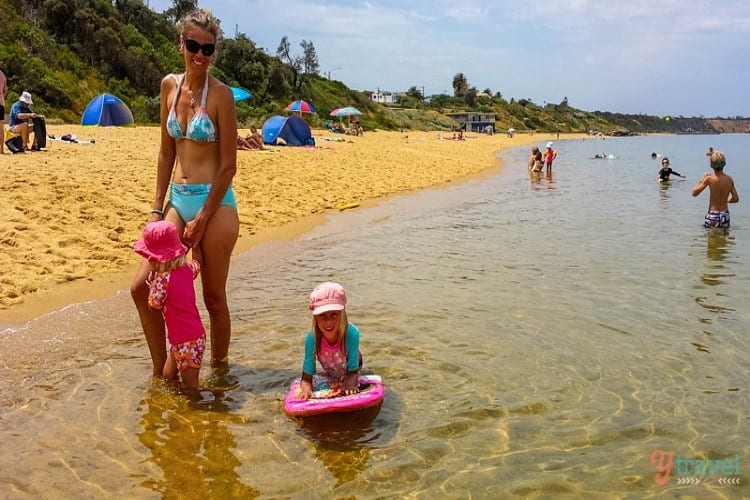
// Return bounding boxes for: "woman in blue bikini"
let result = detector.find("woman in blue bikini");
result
[131,8,239,375]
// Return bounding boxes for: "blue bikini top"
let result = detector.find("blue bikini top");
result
[166,73,217,142]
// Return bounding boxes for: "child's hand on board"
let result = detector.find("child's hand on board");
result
[342,372,360,395]
[298,380,313,400]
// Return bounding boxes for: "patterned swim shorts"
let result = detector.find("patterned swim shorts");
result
[704,210,730,229]
[170,336,206,372]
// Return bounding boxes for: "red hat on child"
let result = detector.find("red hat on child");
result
[309,282,347,315]
[134,221,188,263]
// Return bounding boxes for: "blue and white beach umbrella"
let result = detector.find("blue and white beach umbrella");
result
[231,87,252,102]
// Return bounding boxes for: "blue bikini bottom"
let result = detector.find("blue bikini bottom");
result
[169,183,237,222]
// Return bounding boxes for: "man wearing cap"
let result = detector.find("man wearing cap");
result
[9,91,44,150]
[0,59,7,154]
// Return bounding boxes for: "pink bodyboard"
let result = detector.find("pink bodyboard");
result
[284,375,384,417]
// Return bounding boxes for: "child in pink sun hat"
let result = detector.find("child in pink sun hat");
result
[134,220,205,393]
[297,282,363,400]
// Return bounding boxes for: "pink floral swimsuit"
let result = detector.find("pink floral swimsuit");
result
[148,260,206,372]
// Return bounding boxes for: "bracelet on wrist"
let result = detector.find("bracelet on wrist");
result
[151,209,165,216]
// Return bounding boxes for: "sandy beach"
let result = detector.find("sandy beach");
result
[0,124,573,322]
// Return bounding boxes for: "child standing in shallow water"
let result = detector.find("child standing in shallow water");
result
[528,147,543,172]
[544,142,557,173]
[692,151,740,228]
[134,221,205,392]
[298,282,363,400]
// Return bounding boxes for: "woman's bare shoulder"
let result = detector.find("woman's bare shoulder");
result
[208,76,232,96]
[160,73,181,89]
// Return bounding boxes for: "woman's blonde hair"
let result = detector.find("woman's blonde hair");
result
[153,254,186,273]
[311,310,349,359]
[178,8,222,41]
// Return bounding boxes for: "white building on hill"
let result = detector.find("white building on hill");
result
[364,90,395,105]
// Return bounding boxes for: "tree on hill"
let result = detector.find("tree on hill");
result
[452,72,468,97]
[276,35,304,92]
[214,34,271,97]
[464,86,478,107]
[161,0,198,24]
[300,39,319,76]
[405,86,423,102]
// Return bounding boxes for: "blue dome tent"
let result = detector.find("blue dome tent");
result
[81,93,134,126]
[261,115,313,146]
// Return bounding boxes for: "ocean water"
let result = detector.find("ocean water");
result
[1,134,749,498]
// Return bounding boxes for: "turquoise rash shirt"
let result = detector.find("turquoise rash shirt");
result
[302,323,361,379]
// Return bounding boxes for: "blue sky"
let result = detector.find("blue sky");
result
[148,0,750,118]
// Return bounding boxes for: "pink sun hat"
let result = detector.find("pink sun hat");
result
[134,220,188,263]
[309,282,347,315]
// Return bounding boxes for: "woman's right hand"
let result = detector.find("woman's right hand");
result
[183,216,208,251]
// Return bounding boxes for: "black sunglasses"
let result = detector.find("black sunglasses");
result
[183,37,215,56]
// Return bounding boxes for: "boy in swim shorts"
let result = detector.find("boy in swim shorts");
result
[692,151,739,229]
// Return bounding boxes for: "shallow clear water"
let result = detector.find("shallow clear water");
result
[1,134,749,498]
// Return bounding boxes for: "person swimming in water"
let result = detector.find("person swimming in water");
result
[656,158,685,183]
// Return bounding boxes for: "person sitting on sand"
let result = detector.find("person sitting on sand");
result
[237,125,264,150]
[351,121,364,137]
[248,125,263,144]
[9,91,44,150]
[692,151,739,229]
[656,157,685,183]
[327,121,344,134]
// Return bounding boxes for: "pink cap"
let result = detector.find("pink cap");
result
[134,221,187,263]
[309,282,347,315]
